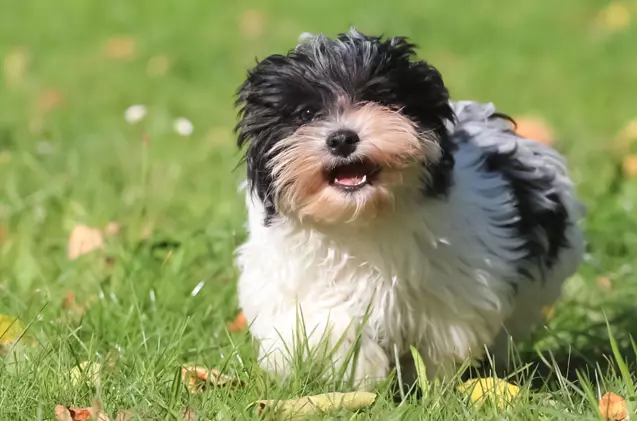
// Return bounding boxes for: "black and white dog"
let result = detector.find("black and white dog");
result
[233,28,585,390]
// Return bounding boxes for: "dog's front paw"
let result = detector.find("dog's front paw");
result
[331,336,389,391]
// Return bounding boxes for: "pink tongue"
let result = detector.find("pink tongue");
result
[335,175,365,186]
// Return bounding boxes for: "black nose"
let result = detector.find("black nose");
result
[326,129,360,157]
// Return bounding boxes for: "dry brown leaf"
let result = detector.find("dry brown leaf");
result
[227,312,247,332]
[147,55,170,77]
[597,276,613,290]
[254,392,377,418]
[62,291,97,319]
[103,37,137,60]
[3,47,29,86]
[622,155,637,178]
[37,88,65,112]
[104,222,121,236]
[599,392,630,421]
[181,365,244,393]
[182,407,197,421]
[62,291,76,310]
[514,116,555,145]
[239,10,266,38]
[68,225,104,260]
[114,410,133,421]
[54,405,110,421]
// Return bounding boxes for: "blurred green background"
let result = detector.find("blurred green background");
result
[2,0,637,418]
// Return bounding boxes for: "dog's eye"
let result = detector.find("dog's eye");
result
[298,107,316,123]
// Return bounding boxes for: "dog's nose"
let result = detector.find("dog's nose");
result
[326,129,360,157]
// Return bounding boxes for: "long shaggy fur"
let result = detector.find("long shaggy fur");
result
[233,28,585,391]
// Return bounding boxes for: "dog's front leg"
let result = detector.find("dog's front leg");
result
[254,307,389,391]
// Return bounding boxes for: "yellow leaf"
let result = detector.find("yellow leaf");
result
[616,119,637,150]
[0,314,36,359]
[598,3,631,31]
[70,361,101,388]
[253,392,377,419]
[3,47,29,87]
[68,225,104,260]
[599,392,630,421]
[0,314,26,345]
[541,305,556,319]
[623,155,637,178]
[458,377,521,408]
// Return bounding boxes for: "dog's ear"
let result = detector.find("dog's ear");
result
[234,63,259,150]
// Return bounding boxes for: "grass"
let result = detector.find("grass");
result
[1,0,637,419]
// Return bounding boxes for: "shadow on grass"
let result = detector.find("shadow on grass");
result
[464,308,637,391]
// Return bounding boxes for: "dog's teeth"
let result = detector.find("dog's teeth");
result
[360,175,367,185]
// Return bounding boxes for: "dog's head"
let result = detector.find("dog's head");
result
[235,28,454,224]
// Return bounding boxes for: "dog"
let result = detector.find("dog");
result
[233,28,585,391]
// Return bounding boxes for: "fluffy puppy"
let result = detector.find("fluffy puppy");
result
[233,28,585,390]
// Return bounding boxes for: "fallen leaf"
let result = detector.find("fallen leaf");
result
[182,407,197,421]
[597,2,631,31]
[37,88,65,112]
[104,222,121,236]
[239,10,266,38]
[68,225,104,260]
[147,55,170,77]
[254,392,377,418]
[62,291,96,319]
[103,36,137,60]
[599,392,630,421]
[541,305,555,319]
[0,314,35,358]
[227,312,247,332]
[0,314,26,345]
[514,116,555,145]
[597,276,613,290]
[62,291,77,310]
[114,410,134,421]
[70,361,101,388]
[616,119,637,150]
[181,365,244,393]
[458,378,521,408]
[54,405,110,421]
[622,155,637,178]
[3,47,29,86]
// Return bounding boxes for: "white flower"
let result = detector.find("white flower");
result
[124,105,147,124]
[173,117,193,136]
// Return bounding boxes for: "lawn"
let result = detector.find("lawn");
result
[2,0,637,419]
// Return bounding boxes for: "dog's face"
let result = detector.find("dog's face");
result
[236,29,454,224]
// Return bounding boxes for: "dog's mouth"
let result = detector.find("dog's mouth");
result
[327,159,381,192]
